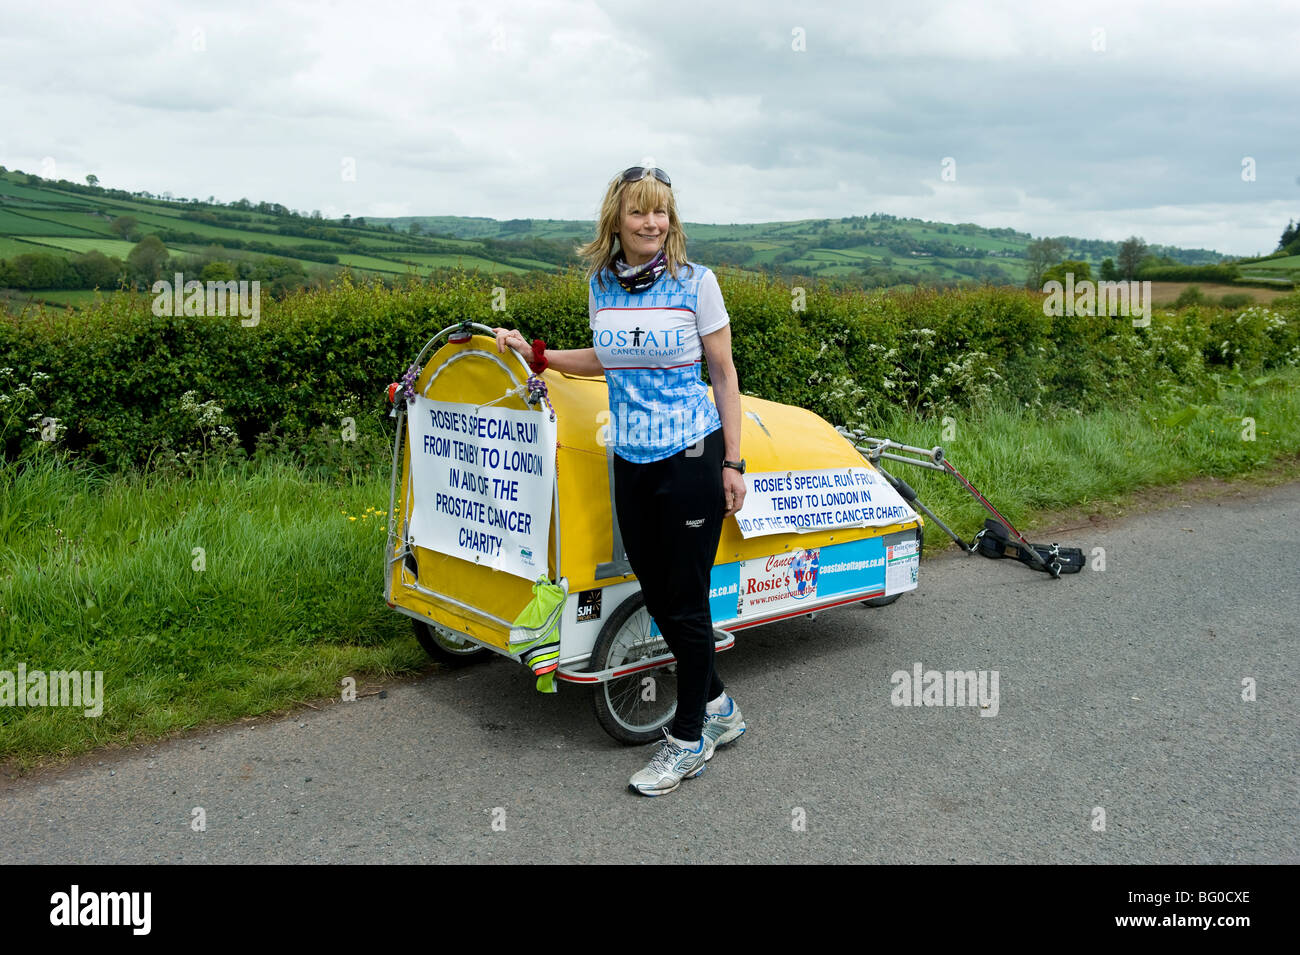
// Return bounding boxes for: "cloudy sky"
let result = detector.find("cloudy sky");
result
[3,0,1297,256]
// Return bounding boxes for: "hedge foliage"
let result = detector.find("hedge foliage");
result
[3,268,1298,471]
[1136,261,1294,290]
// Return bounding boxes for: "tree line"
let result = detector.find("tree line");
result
[1025,219,1299,291]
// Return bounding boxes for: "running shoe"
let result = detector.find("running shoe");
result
[628,729,714,796]
[702,695,746,753]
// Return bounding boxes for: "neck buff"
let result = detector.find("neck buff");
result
[611,247,667,293]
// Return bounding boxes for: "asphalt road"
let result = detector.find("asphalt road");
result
[3,480,1297,864]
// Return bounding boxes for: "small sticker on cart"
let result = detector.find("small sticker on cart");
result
[885,539,920,594]
[887,539,919,560]
[577,589,602,622]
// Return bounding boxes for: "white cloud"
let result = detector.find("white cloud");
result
[1,0,1296,255]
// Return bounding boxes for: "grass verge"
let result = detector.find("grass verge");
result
[1,457,427,771]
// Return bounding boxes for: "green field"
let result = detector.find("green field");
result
[10,288,127,307]
[15,209,119,235]
[13,236,188,258]
[1240,254,1300,276]
[379,252,530,274]
[332,253,420,274]
[0,236,73,259]
[0,179,97,204]
[158,218,342,248]
[84,207,337,250]
[0,208,91,235]
[501,256,560,270]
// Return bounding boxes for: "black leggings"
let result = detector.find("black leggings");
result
[613,428,727,742]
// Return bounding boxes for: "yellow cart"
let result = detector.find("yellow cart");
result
[384,322,924,743]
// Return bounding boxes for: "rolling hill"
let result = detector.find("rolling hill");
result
[1,168,1292,310]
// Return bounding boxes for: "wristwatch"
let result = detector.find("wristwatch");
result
[722,459,746,474]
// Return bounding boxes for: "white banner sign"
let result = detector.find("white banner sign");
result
[407,396,556,579]
[733,466,916,539]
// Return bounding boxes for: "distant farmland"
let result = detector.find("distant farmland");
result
[0,171,567,309]
[2,169,1295,310]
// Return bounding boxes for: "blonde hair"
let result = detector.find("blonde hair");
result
[576,170,693,292]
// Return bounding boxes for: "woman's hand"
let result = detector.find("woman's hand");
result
[494,327,533,360]
[494,331,605,377]
[722,466,747,518]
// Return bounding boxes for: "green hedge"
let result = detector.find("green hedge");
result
[1137,263,1241,283]
[1134,260,1294,290]
[2,269,1298,471]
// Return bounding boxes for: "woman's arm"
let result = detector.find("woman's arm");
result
[494,327,604,376]
[701,322,747,517]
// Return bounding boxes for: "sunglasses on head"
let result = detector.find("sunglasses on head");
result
[620,166,671,187]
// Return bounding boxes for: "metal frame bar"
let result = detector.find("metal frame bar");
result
[387,601,520,662]
[839,427,1059,577]
[594,439,633,580]
[871,461,967,549]
[557,629,737,683]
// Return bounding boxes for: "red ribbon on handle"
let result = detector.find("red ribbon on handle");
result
[529,339,548,374]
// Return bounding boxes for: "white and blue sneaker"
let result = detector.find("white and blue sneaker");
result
[628,729,714,797]
[702,694,746,755]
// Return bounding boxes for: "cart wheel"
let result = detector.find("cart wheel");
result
[589,591,677,745]
[412,618,491,666]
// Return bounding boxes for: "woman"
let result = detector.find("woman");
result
[495,165,747,796]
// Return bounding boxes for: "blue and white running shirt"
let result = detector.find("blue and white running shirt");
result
[589,262,730,463]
